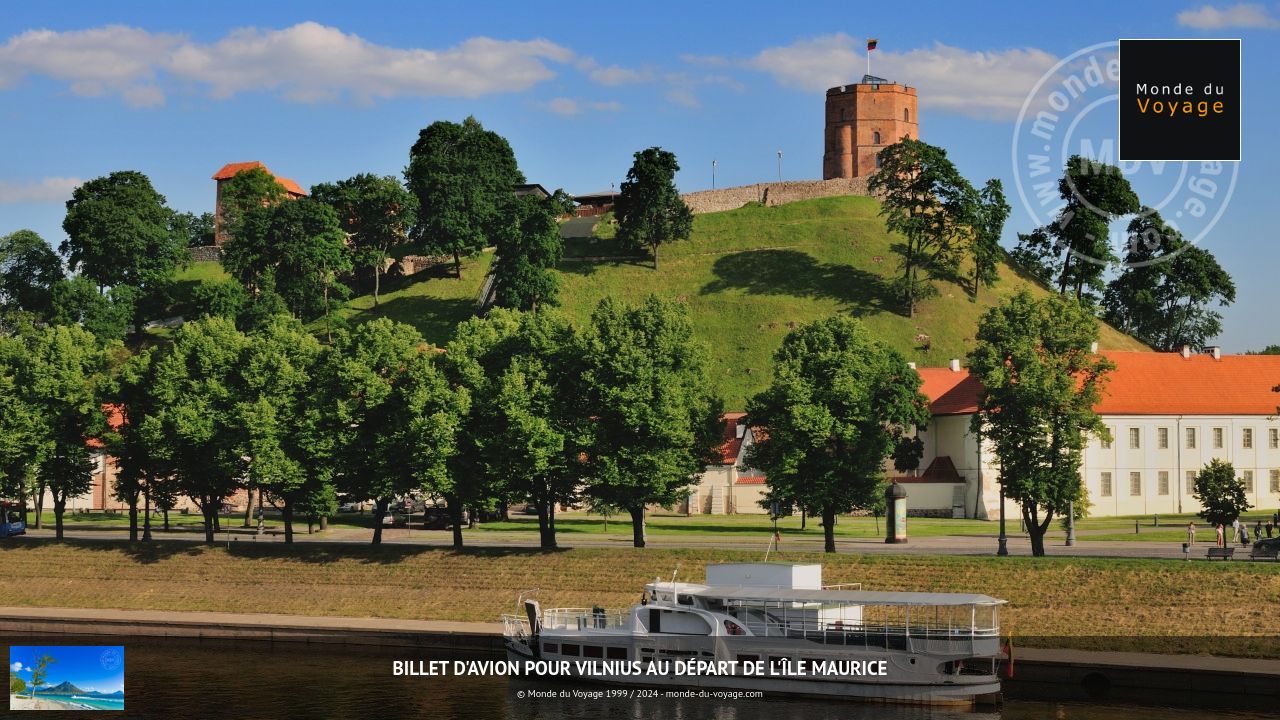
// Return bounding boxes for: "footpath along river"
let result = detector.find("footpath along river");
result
[7,635,1275,719]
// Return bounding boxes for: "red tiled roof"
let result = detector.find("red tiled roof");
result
[893,456,964,484]
[212,161,307,197]
[717,412,747,464]
[736,475,766,485]
[914,351,1280,417]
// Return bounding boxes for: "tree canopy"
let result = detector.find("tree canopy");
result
[405,116,524,279]
[0,229,63,320]
[746,316,930,552]
[614,147,693,270]
[311,173,418,307]
[1193,459,1250,528]
[968,289,1113,556]
[491,193,564,311]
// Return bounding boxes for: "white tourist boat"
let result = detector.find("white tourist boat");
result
[502,562,1007,705]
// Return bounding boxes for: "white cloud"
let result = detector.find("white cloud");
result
[0,176,83,204]
[0,22,577,105]
[747,34,1059,121]
[588,64,652,86]
[10,661,21,672]
[679,53,731,68]
[1177,3,1280,28]
[0,25,181,106]
[537,97,622,116]
[665,87,700,108]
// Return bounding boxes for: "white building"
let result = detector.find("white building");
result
[694,349,1280,519]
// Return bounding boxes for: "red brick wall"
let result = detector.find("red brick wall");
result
[823,83,919,179]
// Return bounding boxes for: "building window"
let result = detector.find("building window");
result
[1158,427,1169,449]
[1243,470,1255,493]
[1129,428,1141,449]
[1271,428,1279,449]
[873,130,881,144]
[1100,472,1112,497]
[1186,427,1197,449]
[1213,427,1224,449]
[1129,471,1142,496]
[1158,471,1169,495]
[904,108,910,122]
[1187,470,1197,491]
[1271,469,1280,494]
[1102,428,1113,450]
[1243,428,1253,449]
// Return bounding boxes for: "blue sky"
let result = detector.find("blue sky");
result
[10,645,125,694]
[1,1,1276,350]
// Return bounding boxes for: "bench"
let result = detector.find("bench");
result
[1206,547,1235,560]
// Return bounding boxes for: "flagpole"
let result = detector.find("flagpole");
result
[867,47,871,78]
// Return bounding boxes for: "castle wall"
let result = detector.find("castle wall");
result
[681,177,870,215]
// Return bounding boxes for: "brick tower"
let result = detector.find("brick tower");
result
[823,75,919,179]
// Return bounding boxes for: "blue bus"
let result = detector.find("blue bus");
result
[1,501,25,537]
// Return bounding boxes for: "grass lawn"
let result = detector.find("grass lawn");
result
[552,197,1147,408]
[1,541,1277,656]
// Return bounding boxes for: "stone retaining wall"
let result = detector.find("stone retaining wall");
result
[189,245,223,262]
[681,177,872,215]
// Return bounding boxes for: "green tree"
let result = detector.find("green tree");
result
[105,349,168,542]
[1193,459,1250,528]
[30,653,54,699]
[0,333,45,526]
[405,116,524,279]
[147,317,251,543]
[580,296,722,547]
[60,171,188,335]
[188,278,250,323]
[745,316,930,552]
[1248,345,1280,355]
[491,193,564,310]
[971,179,1011,299]
[614,147,693,270]
[223,198,352,330]
[171,211,216,248]
[217,166,288,245]
[968,290,1113,556]
[868,139,977,316]
[321,318,430,544]
[16,325,112,539]
[49,277,136,342]
[445,309,585,549]
[1102,210,1235,351]
[297,479,337,534]
[10,670,25,695]
[0,229,64,319]
[311,173,418,307]
[236,315,328,543]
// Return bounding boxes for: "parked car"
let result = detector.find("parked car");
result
[1250,536,1280,560]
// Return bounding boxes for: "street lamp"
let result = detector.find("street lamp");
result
[776,150,783,181]
[997,479,1008,556]
[1066,500,1076,546]
[712,159,717,189]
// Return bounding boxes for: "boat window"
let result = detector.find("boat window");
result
[561,643,581,656]
[736,654,758,664]
[677,594,694,606]
[542,642,559,654]
[724,619,746,635]
[583,645,603,658]
[606,647,627,660]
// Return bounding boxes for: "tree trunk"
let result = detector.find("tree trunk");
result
[127,494,139,542]
[447,494,464,549]
[822,506,837,553]
[142,491,152,542]
[372,497,389,545]
[1025,507,1052,557]
[800,508,806,530]
[652,243,659,270]
[33,484,45,529]
[453,250,463,279]
[282,497,294,544]
[536,499,556,550]
[163,509,170,532]
[243,486,254,527]
[202,498,215,544]
[629,505,646,548]
[53,496,66,540]
[373,258,382,307]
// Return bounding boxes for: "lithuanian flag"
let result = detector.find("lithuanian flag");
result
[867,38,878,52]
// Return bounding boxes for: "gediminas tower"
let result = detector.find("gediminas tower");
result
[822,74,919,179]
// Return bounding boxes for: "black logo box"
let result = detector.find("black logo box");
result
[1119,39,1240,162]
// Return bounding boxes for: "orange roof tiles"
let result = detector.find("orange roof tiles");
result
[212,161,307,197]
[912,351,1280,417]
[736,475,766,485]
[718,412,747,464]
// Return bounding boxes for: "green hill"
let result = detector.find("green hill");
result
[177,195,1146,409]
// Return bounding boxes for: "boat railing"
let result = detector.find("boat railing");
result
[739,616,999,647]
[821,582,863,591]
[541,607,630,631]
[502,614,532,643]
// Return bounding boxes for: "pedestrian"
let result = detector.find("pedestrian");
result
[1187,522,1196,546]
[1232,517,1241,544]
[1268,521,1274,539]
[1240,523,1250,546]
[1255,520,1263,543]
[1216,523,1225,548]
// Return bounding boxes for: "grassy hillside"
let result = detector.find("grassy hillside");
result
[557,196,1145,408]
[174,196,1146,407]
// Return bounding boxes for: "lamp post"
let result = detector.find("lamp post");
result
[997,480,1008,556]
[776,150,783,181]
[1066,500,1076,546]
[712,159,717,189]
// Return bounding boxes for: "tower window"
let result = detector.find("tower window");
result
[873,131,881,145]
[904,108,909,122]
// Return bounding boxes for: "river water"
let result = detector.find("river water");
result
[7,636,1273,719]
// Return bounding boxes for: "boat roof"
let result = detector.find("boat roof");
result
[687,585,1005,607]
